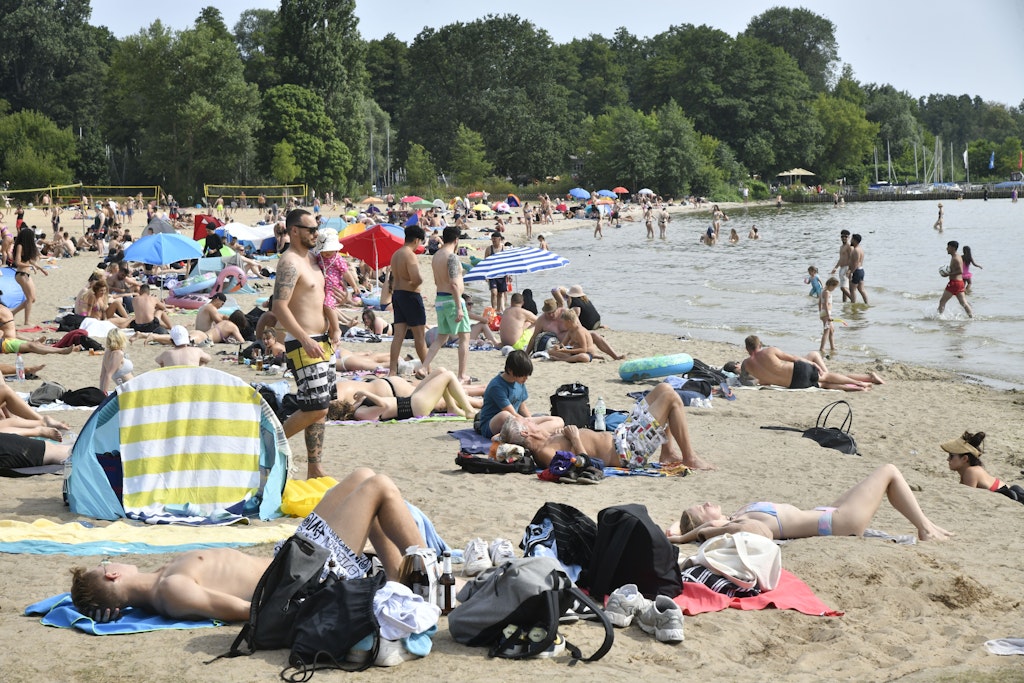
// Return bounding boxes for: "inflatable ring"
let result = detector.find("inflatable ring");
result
[165,292,210,310]
[211,265,246,295]
[618,353,694,382]
[170,272,217,295]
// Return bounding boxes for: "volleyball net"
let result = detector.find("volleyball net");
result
[203,184,308,206]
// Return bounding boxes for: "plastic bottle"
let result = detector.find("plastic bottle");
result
[439,551,456,615]
[15,353,25,381]
[593,396,606,431]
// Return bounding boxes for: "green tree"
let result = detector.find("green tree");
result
[277,0,367,187]
[0,106,76,188]
[450,125,492,186]
[651,100,704,196]
[405,143,436,189]
[234,9,281,92]
[584,106,657,191]
[813,93,880,182]
[864,85,921,158]
[364,34,410,126]
[271,140,300,183]
[745,7,839,92]
[554,35,628,118]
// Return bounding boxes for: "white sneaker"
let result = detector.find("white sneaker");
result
[489,538,516,566]
[636,595,685,643]
[346,636,418,667]
[463,537,491,576]
[604,583,652,628]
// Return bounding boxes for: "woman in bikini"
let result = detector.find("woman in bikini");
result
[99,328,134,394]
[334,374,484,413]
[328,368,476,421]
[671,464,953,543]
[10,227,49,325]
[943,430,1024,505]
[334,346,392,373]
[74,280,130,326]
[961,246,982,294]
[0,212,13,264]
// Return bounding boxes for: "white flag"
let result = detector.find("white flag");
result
[963,148,969,169]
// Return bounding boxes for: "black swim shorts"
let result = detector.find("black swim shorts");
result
[0,434,46,470]
[391,290,426,327]
[789,360,820,390]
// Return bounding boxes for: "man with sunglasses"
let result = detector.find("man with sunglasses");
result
[273,209,341,479]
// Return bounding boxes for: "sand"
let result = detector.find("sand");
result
[2,204,1023,683]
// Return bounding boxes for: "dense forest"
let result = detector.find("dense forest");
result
[1,0,1021,202]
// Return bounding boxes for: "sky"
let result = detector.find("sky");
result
[90,0,1024,107]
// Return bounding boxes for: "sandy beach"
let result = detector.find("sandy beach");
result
[2,204,1023,682]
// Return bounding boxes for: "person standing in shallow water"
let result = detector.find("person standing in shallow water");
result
[938,240,973,318]
[848,233,868,305]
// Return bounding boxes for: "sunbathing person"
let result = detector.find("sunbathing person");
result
[328,368,476,421]
[1,432,72,469]
[74,280,130,326]
[513,383,712,470]
[1,302,74,356]
[99,328,134,394]
[739,335,884,391]
[943,430,1024,504]
[335,374,483,413]
[1,374,70,440]
[335,346,394,373]
[69,468,427,622]
[195,294,244,343]
[152,326,212,367]
[548,309,603,363]
[671,464,953,543]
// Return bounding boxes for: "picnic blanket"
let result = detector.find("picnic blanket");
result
[674,569,842,616]
[25,593,223,634]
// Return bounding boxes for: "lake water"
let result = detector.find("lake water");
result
[469,199,1023,388]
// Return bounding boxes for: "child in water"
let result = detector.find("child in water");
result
[805,266,822,297]
[818,277,839,356]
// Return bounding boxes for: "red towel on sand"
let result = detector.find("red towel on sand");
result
[16,325,44,333]
[674,569,843,617]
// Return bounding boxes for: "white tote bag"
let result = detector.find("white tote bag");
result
[694,532,781,591]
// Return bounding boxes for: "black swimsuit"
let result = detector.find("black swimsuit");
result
[395,396,414,421]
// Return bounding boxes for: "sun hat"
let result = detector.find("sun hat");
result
[542,298,558,313]
[567,284,585,297]
[315,228,342,253]
[170,325,190,347]
[940,435,981,457]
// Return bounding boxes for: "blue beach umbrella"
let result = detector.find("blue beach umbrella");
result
[567,188,591,200]
[123,232,203,265]
[464,247,569,282]
[596,189,617,198]
[0,267,27,308]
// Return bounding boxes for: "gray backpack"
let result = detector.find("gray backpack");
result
[448,557,614,662]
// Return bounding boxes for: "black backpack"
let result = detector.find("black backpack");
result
[549,382,590,428]
[686,357,728,385]
[455,451,537,475]
[582,504,681,602]
[522,502,598,571]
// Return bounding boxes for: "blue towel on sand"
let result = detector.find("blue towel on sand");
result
[25,593,222,634]
[449,428,493,454]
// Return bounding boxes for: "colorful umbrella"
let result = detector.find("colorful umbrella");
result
[492,201,511,213]
[339,224,405,269]
[0,267,26,308]
[464,247,569,282]
[472,203,491,212]
[467,191,485,199]
[410,199,436,209]
[401,195,423,204]
[637,188,655,195]
[612,186,629,194]
[596,189,617,198]
[568,187,591,200]
[123,232,203,265]
[360,196,384,205]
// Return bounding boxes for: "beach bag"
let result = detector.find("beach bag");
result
[689,532,781,592]
[549,382,590,428]
[281,572,385,681]
[56,313,86,332]
[224,535,332,657]
[28,381,67,406]
[521,502,598,569]
[583,504,681,601]
[448,557,614,662]
[760,400,859,455]
[455,451,536,475]
[685,357,728,385]
[61,386,106,407]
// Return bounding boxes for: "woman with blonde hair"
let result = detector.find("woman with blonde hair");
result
[99,328,134,394]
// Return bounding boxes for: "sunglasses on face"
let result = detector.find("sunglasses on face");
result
[298,225,319,234]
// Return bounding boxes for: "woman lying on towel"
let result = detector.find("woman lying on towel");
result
[335,374,484,413]
[327,368,476,421]
[943,431,1024,504]
[671,464,953,543]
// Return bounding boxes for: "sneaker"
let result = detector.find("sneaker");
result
[489,538,516,566]
[496,625,565,659]
[605,583,652,628]
[527,626,566,659]
[636,595,685,643]
[345,636,418,667]
[463,537,491,577]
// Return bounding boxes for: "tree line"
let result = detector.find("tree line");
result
[1,1,1021,203]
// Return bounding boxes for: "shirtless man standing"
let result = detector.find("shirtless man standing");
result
[154,326,212,367]
[938,240,973,318]
[387,225,427,376]
[848,233,868,304]
[830,229,853,302]
[421,227,471,383]
[129,284,171,334]
[69,468,426,622]
[499,293,536,350]
[273,209,340,480]
[514,383,713,471]
[739,335,884,392]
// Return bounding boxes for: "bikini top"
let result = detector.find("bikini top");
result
[733,502,784,537]
[113,354,134,382]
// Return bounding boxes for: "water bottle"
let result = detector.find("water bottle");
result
[15,353,25,381]
[593,396,606,431]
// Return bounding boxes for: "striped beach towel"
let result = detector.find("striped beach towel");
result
[116,366,264,522]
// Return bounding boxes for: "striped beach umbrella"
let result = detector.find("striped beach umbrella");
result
[464,246,569,282]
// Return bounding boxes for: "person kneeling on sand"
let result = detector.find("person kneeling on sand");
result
[739,335,884,391]
[509,383,713,471]
[670,464,953,543]
[547,310,602,363]
[70,468,427,622]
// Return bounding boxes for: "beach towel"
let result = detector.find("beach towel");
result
[673,569,842,617]
[449,428,493,454]
[116,367,262,522]
[25,593,223,634]
[984,638,1024,655]
[327,414,466,426]
[0,519,296,556]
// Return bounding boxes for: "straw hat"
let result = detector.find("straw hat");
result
[940,435,981,457]
[568,284,585,297]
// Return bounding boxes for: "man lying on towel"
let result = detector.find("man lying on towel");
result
[506,383,714,471]
[70,468,426,622]
[738,335,885,391]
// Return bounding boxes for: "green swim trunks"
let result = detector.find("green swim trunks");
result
[1,338,26,354]
[435,294,471,335]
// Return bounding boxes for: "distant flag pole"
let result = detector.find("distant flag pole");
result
[989,151,995,170]
[963,147,969,170]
